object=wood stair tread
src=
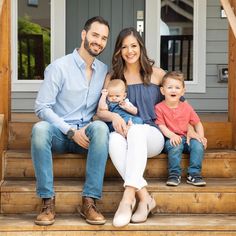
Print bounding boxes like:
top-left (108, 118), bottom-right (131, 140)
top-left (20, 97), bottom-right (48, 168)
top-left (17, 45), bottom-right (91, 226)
top-left (0, 214), bottom-right (236, 232)
top-left (5, 149), bottom-right (236, 159)
top-left (4, 149), bottom-right (236, 179)
top-left (2, 178), bottom-right (236, 192)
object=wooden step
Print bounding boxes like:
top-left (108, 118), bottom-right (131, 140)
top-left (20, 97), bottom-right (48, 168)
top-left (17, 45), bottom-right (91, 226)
top-left (8, 120), bottom-right (232, 150)
top-left (1, 213), bottom-right (236, 235)
top-left (3, 150), bottom-right (236, 179)
top-left (1, 179), bottom-right (236, 214)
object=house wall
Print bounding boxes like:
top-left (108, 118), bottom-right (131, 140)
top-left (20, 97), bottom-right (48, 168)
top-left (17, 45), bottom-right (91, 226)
top-left (184, 0), bottom-right (228, 112)
top-left (11, 0), bottom-right (229, 112)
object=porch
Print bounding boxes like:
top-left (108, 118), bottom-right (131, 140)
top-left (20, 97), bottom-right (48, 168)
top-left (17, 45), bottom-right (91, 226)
top-left (1, 0), bottom-right (236, 235)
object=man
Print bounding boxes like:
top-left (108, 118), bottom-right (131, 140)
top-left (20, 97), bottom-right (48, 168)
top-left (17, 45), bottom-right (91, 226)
top-left (31, 16), bottom-right (110, 226)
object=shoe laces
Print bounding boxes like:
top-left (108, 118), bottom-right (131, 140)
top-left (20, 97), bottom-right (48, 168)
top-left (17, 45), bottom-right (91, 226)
top-left (86, 202), bottom-right (101, 214)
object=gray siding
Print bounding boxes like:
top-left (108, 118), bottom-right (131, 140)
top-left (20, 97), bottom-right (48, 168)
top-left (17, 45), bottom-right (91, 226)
top-left (12, 0), bottom-right (229, 112)
top-left (66, 0), bottom-right (145, 68)
top-left (185, 0), bottom-right (228, 112)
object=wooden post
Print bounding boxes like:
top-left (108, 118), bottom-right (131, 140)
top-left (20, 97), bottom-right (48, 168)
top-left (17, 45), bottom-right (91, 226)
top-left (225, 0), bottom-right (236, 149)
top-left (0, 0), bottom-right (11, 179)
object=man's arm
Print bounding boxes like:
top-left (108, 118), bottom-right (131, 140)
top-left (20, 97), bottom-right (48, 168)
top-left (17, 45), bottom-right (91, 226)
top-left (35, 64), bottom-right (71, 134)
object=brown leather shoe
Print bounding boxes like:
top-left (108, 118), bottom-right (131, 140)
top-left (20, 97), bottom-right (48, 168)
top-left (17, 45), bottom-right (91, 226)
top-left (79, 197), bottom-right (106, 225)
top-left (35, 198), bottom-right (56, 226)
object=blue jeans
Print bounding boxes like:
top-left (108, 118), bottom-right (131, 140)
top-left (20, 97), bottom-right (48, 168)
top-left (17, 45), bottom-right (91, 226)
top-left (164, 137), bottom-right (204, 176)
top-left (31, 120), bottom-right (109, 199)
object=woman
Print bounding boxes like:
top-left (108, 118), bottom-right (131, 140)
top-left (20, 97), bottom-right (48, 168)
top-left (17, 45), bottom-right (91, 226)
top-left (97, 27), bottom-right (165, 227)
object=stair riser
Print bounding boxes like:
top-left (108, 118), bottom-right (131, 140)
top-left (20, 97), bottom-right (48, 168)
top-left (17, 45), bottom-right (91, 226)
top-left (2, 191), bottom-right (236, 214)
top-left (4, 157), bottom-right (236, 178)
top-left (9, 121), bottom-right (233, 149)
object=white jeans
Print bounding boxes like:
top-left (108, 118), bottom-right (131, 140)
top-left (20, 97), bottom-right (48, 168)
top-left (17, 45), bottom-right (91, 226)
top-left (109, 124), bottom-right (165, 190)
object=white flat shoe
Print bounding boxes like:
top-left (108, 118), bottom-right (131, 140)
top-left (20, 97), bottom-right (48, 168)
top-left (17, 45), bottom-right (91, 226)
top-left (112, 199), bottom-right (136, 227)
top-left (131, 196), bottom-right (156, 223)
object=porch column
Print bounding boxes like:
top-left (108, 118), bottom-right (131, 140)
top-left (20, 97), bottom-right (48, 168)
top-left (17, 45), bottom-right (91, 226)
top-left (0, 0), bottom-right (11, 179)
top-left (227, 0), bottom-right (236, 149)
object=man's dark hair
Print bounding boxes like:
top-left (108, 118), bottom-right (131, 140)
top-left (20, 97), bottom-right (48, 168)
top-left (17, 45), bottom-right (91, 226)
top-left (83, 16), bottom-right (110, 32)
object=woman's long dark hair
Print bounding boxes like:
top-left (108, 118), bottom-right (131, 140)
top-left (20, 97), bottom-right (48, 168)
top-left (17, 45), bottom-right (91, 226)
top-left (111, 27), bottom-right (154, 85)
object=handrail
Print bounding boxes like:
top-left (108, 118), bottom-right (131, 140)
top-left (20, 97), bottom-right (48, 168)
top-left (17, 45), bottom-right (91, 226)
top-left (0, 114), bottom-right (5, 180)
top-left (0, 0), bottom-right (3, 17)
top-left (0, 114), bottom-right (4, 140)
top-left (221, 0), bottom-right (236, 38)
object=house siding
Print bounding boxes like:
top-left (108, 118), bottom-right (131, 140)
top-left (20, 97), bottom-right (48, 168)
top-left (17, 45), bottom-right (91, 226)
top-left (12, 0), bottom-right (229, 112)
top-left (185, 0), bottom-right (228, 112)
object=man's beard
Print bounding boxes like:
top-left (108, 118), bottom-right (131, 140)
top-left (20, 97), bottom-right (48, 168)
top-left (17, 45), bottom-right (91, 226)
top-left (84, 36), bottom-right (104, 57)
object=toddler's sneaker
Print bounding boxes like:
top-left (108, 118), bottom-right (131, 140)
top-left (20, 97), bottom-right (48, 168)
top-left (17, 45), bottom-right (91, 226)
top-left (187, 174), bottom-right (206, 186)
top-left (166, 175), bottom-right (181, 186)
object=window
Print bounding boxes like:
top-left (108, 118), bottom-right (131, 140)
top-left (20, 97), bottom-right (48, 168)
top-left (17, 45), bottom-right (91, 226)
top-left (18, 0), bottom-right (50, 81)
top-left (146, 0), bottom-right (206, 93)
top-left (12, 0), bottom-right (65, 91)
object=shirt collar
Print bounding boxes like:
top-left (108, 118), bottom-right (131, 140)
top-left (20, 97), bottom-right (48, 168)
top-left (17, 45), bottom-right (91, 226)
top-left (73, 48), bottom-right (97, 70)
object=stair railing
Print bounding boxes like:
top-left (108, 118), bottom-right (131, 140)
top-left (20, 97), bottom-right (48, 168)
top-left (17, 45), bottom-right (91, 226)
top-left (0, 0), bottom-right (10, 179)
top-left (221, 0), bottom-right (236, 149)
top-left (0, 114), bottom-right (5, 180)
top-left (221, 0), bottom-right (236, 38)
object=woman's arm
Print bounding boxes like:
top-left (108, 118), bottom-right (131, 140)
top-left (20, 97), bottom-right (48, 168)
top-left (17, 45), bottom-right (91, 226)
top-left (151, 67), bottom-right (166, 85)
top-left (194, 122), bottom-right (207, 149)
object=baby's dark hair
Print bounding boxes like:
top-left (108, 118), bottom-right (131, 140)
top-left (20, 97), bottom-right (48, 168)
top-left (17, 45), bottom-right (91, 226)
top-left (161, 71), bottom-right (185, 87)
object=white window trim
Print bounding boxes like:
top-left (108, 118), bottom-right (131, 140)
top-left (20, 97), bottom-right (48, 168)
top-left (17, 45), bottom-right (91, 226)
top-left (11, 0), bottom-right (66, 92)
top-left (146, 0), bottom-right (206, 93)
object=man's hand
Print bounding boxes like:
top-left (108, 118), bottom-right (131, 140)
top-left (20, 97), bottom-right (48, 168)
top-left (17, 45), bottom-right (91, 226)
top-left (72, 126), bottom-right (90, 149)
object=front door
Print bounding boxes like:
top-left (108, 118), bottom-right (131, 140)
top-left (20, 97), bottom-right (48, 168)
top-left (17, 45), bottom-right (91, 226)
top-left (66, 0), bottom-right (145, 69)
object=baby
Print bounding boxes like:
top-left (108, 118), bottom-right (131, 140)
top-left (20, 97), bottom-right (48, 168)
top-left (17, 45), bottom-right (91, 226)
top-left (98, 79), bottom-right (143, 132)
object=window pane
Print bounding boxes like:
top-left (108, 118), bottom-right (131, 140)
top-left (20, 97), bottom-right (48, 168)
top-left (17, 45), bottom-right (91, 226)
top-left (18, 0), bottom-right (50, 80)
top-left (160, 0), bottom-right (193, 81)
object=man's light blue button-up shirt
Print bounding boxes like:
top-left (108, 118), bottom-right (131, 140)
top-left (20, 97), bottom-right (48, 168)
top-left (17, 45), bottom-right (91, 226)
top-left (35, 49), bottom-right (108, 134)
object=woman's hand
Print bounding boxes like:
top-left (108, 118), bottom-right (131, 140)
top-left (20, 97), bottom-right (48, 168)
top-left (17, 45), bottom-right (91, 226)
top-left (72, 126), bottom-right (90, 149)
top-left (112, 113), bottom-right (128, 137)
top-left (187, 125), bottom-right (207, 149)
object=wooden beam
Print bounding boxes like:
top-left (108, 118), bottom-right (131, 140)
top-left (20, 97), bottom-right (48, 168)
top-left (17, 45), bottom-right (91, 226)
top-left (0, 0), bottom-right (4, 16)
top-left (0, 0), bottom-right (11, 179)
top-left (0, 114), bottom-right (5, 180)
top-left (226, 0), bottom-right (236, 149)
top-left (221, 0), bottom-right (236, 38)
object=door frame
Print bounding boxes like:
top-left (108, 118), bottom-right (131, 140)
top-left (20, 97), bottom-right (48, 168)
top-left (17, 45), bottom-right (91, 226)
top-left (146, 0), bottom-right (206, 93)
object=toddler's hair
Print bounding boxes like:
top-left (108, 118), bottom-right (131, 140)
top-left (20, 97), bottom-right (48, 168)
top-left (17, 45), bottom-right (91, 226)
top-left (161, 71), bottom-right (185, 87)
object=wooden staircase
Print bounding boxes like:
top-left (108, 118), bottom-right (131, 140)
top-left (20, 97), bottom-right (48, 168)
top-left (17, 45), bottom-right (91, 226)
top-left (0, 114), bottom-right (236, 235)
